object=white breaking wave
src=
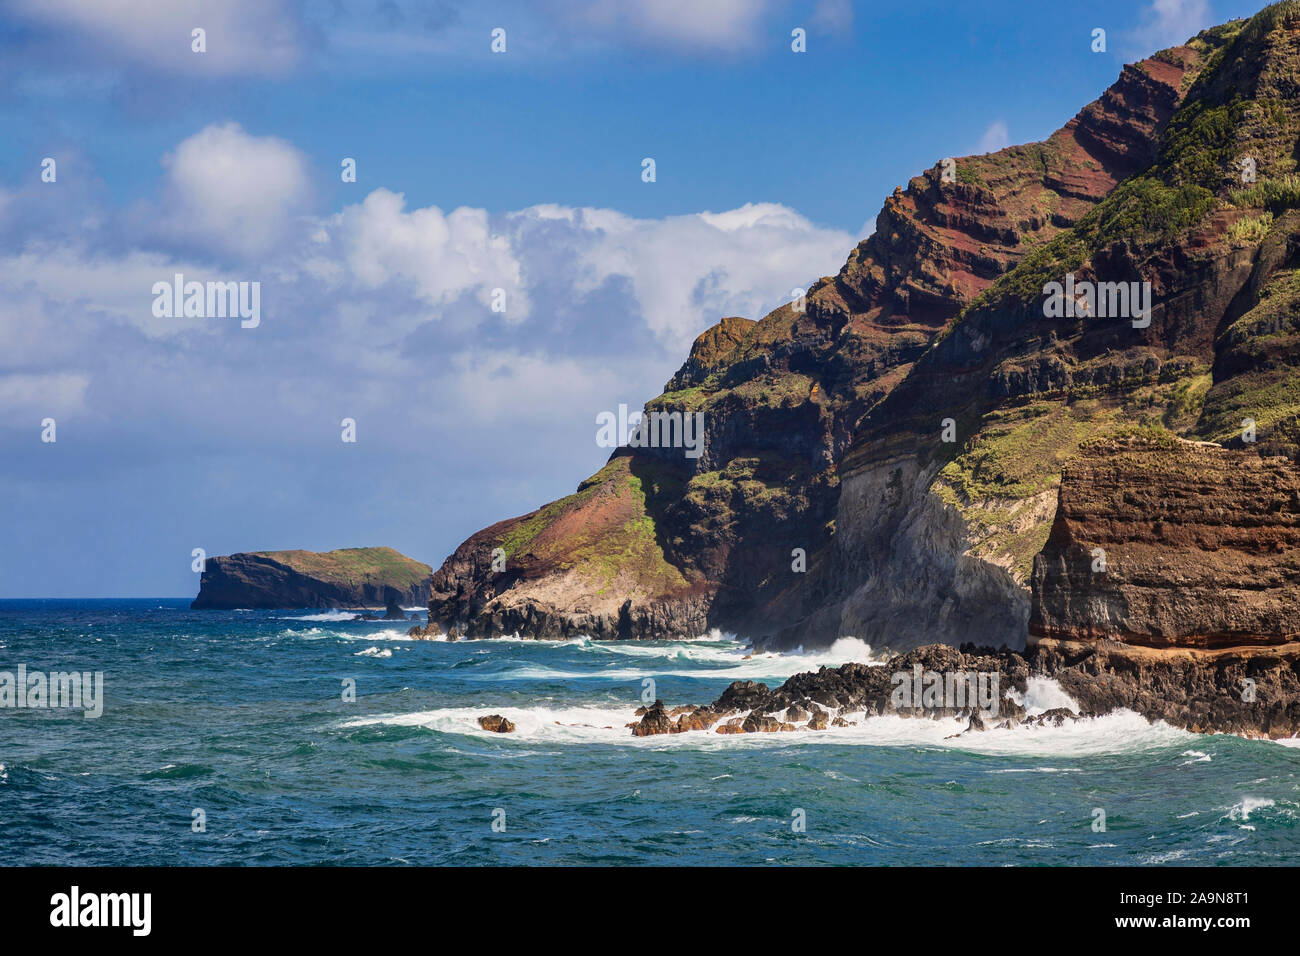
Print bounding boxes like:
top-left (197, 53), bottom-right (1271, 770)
top-left (1228, 796), bottom-right (1275, 822)
top-left (356, 646), bottom-right (395, 658)
top-left (283, 626), bottom-right (412, 642)
top-left (338, 682), bottom-right (1195, 756)
top-left (1009, 676), bottom-right (1082, 715)
top-left (280, 611), bottom-right (359, 622)
top-left (404, 630), bottom-right (590, 647)
top-left (473, 636), bottom-right (884, 683)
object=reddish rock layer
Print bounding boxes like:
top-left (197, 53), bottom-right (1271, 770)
top-left (1030, 434), bottom-right (1300, 648)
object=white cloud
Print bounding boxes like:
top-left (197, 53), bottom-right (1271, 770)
top-left (8, 0), bottom-right (305, 75)
top-left (329, 189), bottom-right (527, 319)
top-left (0, 372), bottom-right (89, 419)
top-left (1126, 0), bottom-right (1213, 56)
top-left (159, 122), bottom-right (312, 258)
top-left (509, 201), bottom-right (852, 350)
top-left (305, 192), bottom-right (851, 352)
top-left (568, 0), bottom-right (777, 50)
top-left (0, 123), bottom-right (863, 597)
top-left (976, 120), bottom-right (1010, 154)
top-left (0, 245), bottom-right (230, 340)
top-left (0, 126), bottom-right (857, 533)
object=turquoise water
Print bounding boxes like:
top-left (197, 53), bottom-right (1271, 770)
top-left (1, 599), bottom-right (1297, 865)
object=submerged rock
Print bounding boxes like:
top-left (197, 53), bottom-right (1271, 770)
top-left (1024, 707), bottom-right (1079, 728)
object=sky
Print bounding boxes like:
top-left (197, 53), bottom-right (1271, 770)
top-left (0, 0), bottom-right (1268, 597)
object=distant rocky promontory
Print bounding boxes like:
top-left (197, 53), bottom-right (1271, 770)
top-left (191, 547), bottom-right (431, 610)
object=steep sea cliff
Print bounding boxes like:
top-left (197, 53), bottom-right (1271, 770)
top-left (423, 12), bottom-right (1300, 649)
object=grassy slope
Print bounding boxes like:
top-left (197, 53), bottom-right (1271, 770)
top-left (254, 547), bottom-right (431, 591)
top-left (493, 456), bottom-right (689, 599)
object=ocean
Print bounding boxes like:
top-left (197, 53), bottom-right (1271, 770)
top-left (1, 599), bottom-right (1296, 866)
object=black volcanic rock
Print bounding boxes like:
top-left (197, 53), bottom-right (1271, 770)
top-left (191, 547), bottom-right (432, 610)
top-left (628, 639), bottom-right (1300, 739)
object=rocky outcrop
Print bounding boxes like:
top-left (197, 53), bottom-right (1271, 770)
top-left (623, 640), bottom-right (1300, 740)
top-left (477, 714), bottom-right (516, 733)
top-left (1035, 637), bottom-right (1300, 738)
top-left (191, 547), bottom-right (432, 610)
top-left (422, 455), bottom-right (712, 639)
top-left (1031, 433), bottom-right (1300, 648)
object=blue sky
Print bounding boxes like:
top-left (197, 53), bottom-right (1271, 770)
top-left (0, 0), bottom-right (1267, 597)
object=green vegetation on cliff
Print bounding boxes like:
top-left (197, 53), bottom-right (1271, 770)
top-left (255, 547), bottom-right (430, 590)
top-left (497, 456), bottom-right (688, 597)
top-left (889, 4), bottom-right (1300, 584)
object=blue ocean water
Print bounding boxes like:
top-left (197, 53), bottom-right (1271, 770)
top-left (0, 598), bottom-right (1297, 865)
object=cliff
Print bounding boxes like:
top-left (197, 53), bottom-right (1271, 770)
top-left (1030, 432), bottom-right (1300, 646)
top-left (428, 4), bottom-right (1300, 653)
top-left (191, 547), bottom-right (432, 610)
top-left (424, 23), bottom-right (1222, 641)
top-left (774, 6), bottom-right (1300, 650)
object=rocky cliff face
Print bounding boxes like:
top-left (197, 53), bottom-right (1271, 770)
top-left (428, 6), bottom-right (1300, 652)
top-left (1031, 433), bottom-right (1300, 647)
top-left (423, 26), bottom-right (1222, 642)
top-left (191, 547), bottom-right (432, 610)
top-left (771, 8), bottom-right (1300, 650)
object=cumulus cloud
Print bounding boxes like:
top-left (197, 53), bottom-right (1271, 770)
top-left (0, 185), bottom-right (852, 452)
top-left (328, 189), bottom-right (527, 319)
top-left (157, 122), bottom-right (313, 259)
top-left (509, 201), bottom-right (851, 351)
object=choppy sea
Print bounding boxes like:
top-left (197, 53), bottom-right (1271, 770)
top-left (1, 599), bottom-right (1297, 865)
